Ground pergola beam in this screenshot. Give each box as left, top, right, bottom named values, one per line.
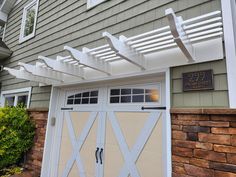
left=4, top=67, right=61, bottom=85
left=165, top=8, right=195, bottom=63
left=64, top=46, right=111, bottom=75
left=38, top=55, right=84, bottom=79
left=18, top=62, right=65, bottom=82
left=103, top=32, right=146, bottom=70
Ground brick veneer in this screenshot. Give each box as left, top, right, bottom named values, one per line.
left=171, top=108, right=236, bottom=177
left=23, top=108, right=48, bottom=177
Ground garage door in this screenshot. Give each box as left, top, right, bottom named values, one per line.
left=55, top=83, right=165, bottom=177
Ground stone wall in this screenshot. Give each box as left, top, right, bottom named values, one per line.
left=171, top=109, right=236, bottom=177
left=24, top=109, right=48, bottom=177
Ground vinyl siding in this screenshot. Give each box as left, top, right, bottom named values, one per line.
left=0, top=0, right=223, bottom=108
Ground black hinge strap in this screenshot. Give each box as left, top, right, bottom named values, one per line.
left=141, top=106, right=166, bottom=110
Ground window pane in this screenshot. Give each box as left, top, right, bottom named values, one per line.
left=67, top=99, right=73, bottom=105
left=17, top=95, right=28, bottom=106
left=24, top=6, right=36, bottom=37
left=132, top=95, right=144, bottom=102
left=121, top=89, right=131, bottom=95
left=132, top=89, right=144, bottom=94
left=90, top=98, right=98, bottom=104
left=82, top=98, right=89, bottom=104
left=68, top=95, right=74, bottom=99
left=82, top=92, right=89, bottom=97
left=145, top=95, right=159, bottom=102
left=74, top=99, right=81, bottom=104
left=121, top=96, right=131, bottom=103
left=110, top=97, right=119, bottom=103
left=75, top=93, right=81, bottom=98
left=5, top=97, right=15, bottom=107
left=90, top=91, right=98, bottom=97
left=111, top=89, right=120, bottom=96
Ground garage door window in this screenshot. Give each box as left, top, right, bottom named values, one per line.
left=109, top=84, right=161, bottom=104
left=67, top=90, right=98, bottom=105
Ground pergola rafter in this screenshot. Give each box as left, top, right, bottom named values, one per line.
left=4, top=9, right=224, bottom=86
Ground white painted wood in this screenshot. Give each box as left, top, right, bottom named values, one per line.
left=64, top=46, right=111, bottom=74
left=4, top=67, right=62, bottom=85
left=221, top=0, right=236, bottom=108
left=103, top=32, right=146, bottom=70
left=38, top=55, right=84, bottom=78
left=165, top=8, right=195, bottom=63
left=164, top=68, right=172, bottom=177
left=108, top=111, right=141, bottom=177
left=18, top=62, right=66, bottom=82
left=62, top=111, right=98, bottom=177
left=118, top=112, right=162, bottom=177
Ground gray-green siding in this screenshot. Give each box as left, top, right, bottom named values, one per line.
left=0, top=0, right=224, bottom=108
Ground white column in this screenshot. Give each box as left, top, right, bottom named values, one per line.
left=221, top=0, right=236, bottom=108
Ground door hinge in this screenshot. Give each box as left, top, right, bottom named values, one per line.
left=141, top=106, right=166, bottom=110
left=61, top=107, right=73, bottom=110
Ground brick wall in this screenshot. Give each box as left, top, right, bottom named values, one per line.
left=24, top=109, right=48, bottom=177
left=171, top=109, right=236, bottom=177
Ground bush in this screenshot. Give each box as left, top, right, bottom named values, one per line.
left=0, top=106, right=35, bottom=169
left=0, top=166, right=23, bottom=177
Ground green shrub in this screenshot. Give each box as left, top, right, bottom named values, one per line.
left=0, top=166, right=23, bottom=177
left=0, top=106, right=35, bottom=169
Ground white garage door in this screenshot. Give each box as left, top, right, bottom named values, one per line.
left=54, top=82, right=166, bottom=177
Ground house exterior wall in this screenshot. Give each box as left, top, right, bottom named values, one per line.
left=171, top=59, right=229, bottom=108
left=0, top=0, right=226, bottom=108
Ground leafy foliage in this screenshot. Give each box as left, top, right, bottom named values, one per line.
left=0, top=106, right=35, bottom=169
left=24, top=7, right=35, bottom=36
left=0, top=166, right=23, bottom=177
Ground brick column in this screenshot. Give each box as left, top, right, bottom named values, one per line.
left=24, top=108, right=48, bottom=177
left=171, top=109, right=236, bottom=177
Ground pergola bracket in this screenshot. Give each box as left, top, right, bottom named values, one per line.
left=103, top=32, right=146, bottom=70
left=38, top=55, right=84, bottom=79
left=64, top=46, right=111, bottom=75
left=165, top=8, right=195, bottom=63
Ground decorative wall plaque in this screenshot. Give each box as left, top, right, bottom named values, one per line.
left=183, top=70, right=214, bottom=91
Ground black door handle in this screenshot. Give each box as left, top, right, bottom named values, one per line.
left=95, top=147, right=99, bottom=163
left=99, top=148, right=103, bottom=165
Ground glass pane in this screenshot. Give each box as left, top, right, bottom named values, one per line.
left=24, top=5, right=36, bottom=37
left=68, top=95, right=74, bottom=99
left=90, top=98, right=98, bottom=104
left=132, top=89, right=144, bottom=94
left=75, top=93, right=81, bottom=98
left=121, top=89, right=131, bottom=95
left=74, top=99, right=81, bottom=104
left=145, top=95, right=159, bottom=102
left=82, top=98, right=89, bottom=104
left=82, top=92, right=89, bottom=97
left=5, top=97, right=15, bottom=106
left=90, top=91, right=98, bottom=97
left=121, top=96, right=131, bottom=103
left=132, top=95, right=144, bottom=102
left=110, top=97, right=119, bottom=103
left=111, top=89, right=120, bottom=96
left=67, top=99, right=74, bottom=105
left=17, top=95, right=28, bottom=106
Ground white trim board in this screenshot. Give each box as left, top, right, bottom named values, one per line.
left=221, top=0, right=236, bottom=108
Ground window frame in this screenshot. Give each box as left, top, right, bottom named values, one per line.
left=87, top=0, right=107, bottom=9
left=19, top=0, right=39, bottom=43
left=0, top=87, right=32, bottom=108
left=108, top=83, right=162, bottom=106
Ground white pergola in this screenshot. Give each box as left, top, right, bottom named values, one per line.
left=4, top=8, right=223, bottom=86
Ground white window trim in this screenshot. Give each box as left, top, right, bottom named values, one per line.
left=19, top=0, right=39, bottom=43
left=87, top=0, right=107, bottom=9
left=0, top=87, right=32, bottom=108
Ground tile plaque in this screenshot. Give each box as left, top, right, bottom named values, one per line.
left=183, top=70, right=214, bottom=91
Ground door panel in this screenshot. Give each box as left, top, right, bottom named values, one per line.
left=57, top=111, right=99, bottom=177
left=104, top=111, right=163, bottom=177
